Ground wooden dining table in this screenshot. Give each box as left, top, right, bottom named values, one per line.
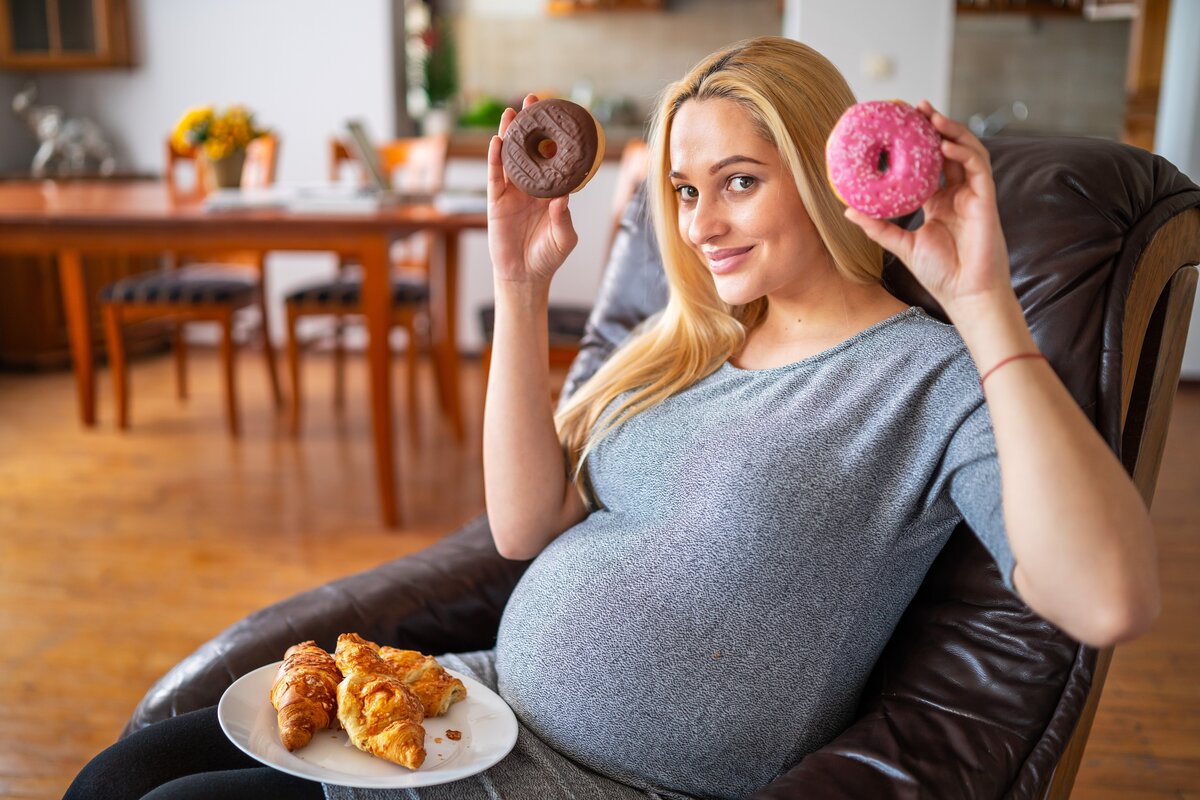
left=0, top=179, right=488, bottom=527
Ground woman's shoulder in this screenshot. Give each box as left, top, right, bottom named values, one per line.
left=885, top=307, right=984, bottom=395
left=884, top=306, right=969, bottom=352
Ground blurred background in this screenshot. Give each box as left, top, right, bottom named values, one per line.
left=1, top=0, right=1197, bottom=370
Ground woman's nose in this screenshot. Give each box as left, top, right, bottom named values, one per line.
left=688, top=197, right=727, bottom=245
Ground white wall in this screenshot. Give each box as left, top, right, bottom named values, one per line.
left=35, top=0, right=395, bottom=180
left=29, top=0, right=396, bottom=346
left=1154, top=0, right=1200, bottom=379
left=782, top=0, right=954, bottom=109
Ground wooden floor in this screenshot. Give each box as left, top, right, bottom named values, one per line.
left=0, top=349, right=1196, bottom=799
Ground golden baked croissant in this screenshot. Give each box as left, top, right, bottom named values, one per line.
left=332, top=632, right=392, bottom=676
left=380, top=646, right=467, bottom=717
left=334, top=633, right=427, bottom=769
left=269, top=641, right=342, bottom=751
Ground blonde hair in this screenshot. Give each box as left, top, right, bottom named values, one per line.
left=555, top=36, right=883, bottom=501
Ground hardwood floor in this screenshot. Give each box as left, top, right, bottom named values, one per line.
left=0, top=350, right=1196, bottom=799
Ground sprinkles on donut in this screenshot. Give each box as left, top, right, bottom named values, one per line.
left=501, top=99, right=606, bottom=199
left=825, top=100, right=943, bottom=219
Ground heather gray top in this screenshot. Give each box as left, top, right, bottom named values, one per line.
left=495, top=307, right=1013, bottom=799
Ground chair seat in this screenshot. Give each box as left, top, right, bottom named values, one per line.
left=101, top=269, right=256, bottom=305
left=480, top=304, right=591, bottom=346
left=285, top=277, right=430, bottom=308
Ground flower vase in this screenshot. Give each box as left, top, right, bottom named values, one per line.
left=207, top=149, right=246, bottom=190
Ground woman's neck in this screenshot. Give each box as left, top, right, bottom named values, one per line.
left=735, top=275, right=909, bottom=369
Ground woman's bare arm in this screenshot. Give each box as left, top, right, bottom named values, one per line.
left=848, top=104, right=1159, bottom=647
left=482, top=97, right=589, bottom=560
left=950, top=290, right=1159, bottom=647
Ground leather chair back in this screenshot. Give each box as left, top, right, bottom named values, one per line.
left=564, top=135, right=1200, bottom=798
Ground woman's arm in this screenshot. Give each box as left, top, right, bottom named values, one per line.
left=483, top=96, right=589, bottom=561
left=948, top=290, right=1158, bottom=647
left=847, top=105, right=1159, bottom=648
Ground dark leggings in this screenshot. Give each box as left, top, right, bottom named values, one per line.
left=64, top=706, right=325, bottom=800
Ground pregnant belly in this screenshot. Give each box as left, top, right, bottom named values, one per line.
left=492, top=518, right=859, bottom=798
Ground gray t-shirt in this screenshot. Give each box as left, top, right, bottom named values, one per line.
left=495, top=307, right=1014, bottom=799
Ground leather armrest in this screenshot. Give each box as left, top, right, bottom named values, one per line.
left=122, top=515, right=527, bottom=737
left=750, top=531, right=1082, bottom=799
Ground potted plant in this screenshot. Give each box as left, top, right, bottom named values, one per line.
left=406, top=1, right=458, bottom=134
left=171, top=104, right=266, bottom=189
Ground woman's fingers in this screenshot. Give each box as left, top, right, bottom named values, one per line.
left=496, top=94, right=538, bottom=144
left=910, top=100, right=998, bottom=209
left=941, top=143, right=967, bottom=187
left=844, top=207, right=914, bottom=262
left=941, top=138, right=995, bottom=200
left=923, top=103, right=971, bottom=142
left=498, top=106, right=517, bottom=140
left=548, top=195, right=577, bottom=250
left=486, top=134, right=506, bottom=205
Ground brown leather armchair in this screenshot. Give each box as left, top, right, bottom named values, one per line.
left=124, top=135, right=1200, bottom=798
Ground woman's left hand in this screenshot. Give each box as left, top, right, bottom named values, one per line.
left=844, top=101, right=1013, bottom=314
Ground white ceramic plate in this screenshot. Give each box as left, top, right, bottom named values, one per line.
left=218, top=661, right=519, bottom=788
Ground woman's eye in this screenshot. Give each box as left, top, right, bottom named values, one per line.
left=729, top=175, right=756, bottom=192
left=674, top=185, right=698, bottom=201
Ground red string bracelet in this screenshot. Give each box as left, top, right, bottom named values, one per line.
left=979, top=352, right=1048, bottom=388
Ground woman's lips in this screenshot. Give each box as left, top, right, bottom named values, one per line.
left=705, top=245, right=753, bottom=274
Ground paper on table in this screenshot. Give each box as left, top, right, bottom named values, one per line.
left=434, top=191, right=487, bottom=214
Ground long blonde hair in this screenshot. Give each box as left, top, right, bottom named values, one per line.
left=555, top=36, right=883, bottom=501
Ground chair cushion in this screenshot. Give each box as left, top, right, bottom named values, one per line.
left=101, top=268, right=256, bottom=305
left=285, top=277, right=430, bottom=308
left=479, top=304, right=591, bottom=347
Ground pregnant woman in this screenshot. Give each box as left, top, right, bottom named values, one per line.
left=66, top=35, right=1157, bottom=800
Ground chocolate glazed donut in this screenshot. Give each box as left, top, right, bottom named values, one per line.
left=501, top=99, right=606, bottom=198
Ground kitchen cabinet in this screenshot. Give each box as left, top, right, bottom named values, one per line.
left=0, top=0, right=131, bottom=69
left=956, top=0, right=1135, bottom=18
left=547, top=0, right=664, bottom=15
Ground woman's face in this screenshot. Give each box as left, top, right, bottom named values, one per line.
left=668, top=98, right=829, bottom=307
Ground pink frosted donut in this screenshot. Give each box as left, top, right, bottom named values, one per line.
left=825, top=100, right=943, bottom=219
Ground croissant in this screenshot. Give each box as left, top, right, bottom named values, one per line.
left=335, top=633, right=427, bottom=769
left=333, top=632, right=392, bottom=676
left=380, top=646, right=467, bottom=717
left=269, top=641, right=342, bottom=751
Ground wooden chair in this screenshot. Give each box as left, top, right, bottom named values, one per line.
left=101, top=135, right=283, bottom=437
left=283, top=134, right=449, bottom=439
left=479, top=138, right=650, bottom=397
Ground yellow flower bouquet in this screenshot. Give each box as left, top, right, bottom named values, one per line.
left=171, top=104, right=264, bottom=160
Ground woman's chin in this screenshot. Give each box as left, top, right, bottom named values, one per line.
left=712, top=279, right=759, bottom=308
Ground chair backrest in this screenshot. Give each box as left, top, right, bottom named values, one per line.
left=329, top=134, right=450, bottom=273
left=328, top=134, right=449, bottom=195
left=239, top=134, right=279, bottom=189
left=562, top=135, right=1200, bottom=798
left=163, top=134, right=281, bottom=269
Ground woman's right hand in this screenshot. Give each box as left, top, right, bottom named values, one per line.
left=487, top=93, right=579, bottom=287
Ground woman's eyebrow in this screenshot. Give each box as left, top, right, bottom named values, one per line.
left=670, top=155, right=767, bottom=180
left=709, top=155, right=766, bottom=174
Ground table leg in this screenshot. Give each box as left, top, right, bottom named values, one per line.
left=58, top=249, right=96, bottom=427
left=362, top=237, right=399, bottom=527
left=430, top=230, right=465, bottom=441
